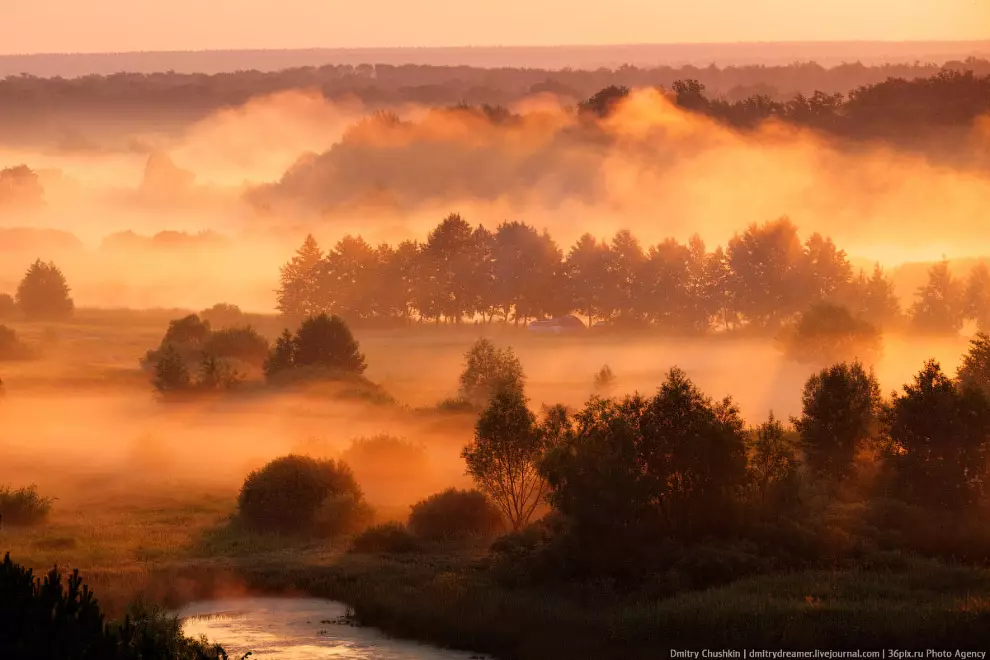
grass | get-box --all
[5,492,990,659]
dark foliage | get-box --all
[781,302,882,365]
[0,293,16,320]
[264,314,366,379]
[0,485,53,526]
[0,553,240,660]
[350,522,421,554]
[794,361,882,482]
[408,489,504,542]
[15,259,73,321]
[881,360,990,510]
[237,455,371,536]
[198,303,245,329]
[202,327,269,366]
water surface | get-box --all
[178,597,484,660]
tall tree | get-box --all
[420,214,479,323]
[803,233,853,301]
[564,234,612,326]
[276,235,325,318]
[964,263,990,332]
[910,260,963,335]
[458,338,525,407]
[463,388,553,530]
[727,218,809,329]
[883,360,990,509]
[794,361,882,482]
[609,229,645,324]
[857,264,902,329]
[320,235,378,322]
[635,239,692,330]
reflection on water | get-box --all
[178,597,482,660]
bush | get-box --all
[153,344,192,393]
[238,455,372,536]
[162,314,211,346]
[408,488,504,542]
[15,259,74,321]
[264,314,367,379]
[199,302,244,328]
[0,485,53,526]
[0,325,32,361]
[350,522,421,554]
[203,326,269,366]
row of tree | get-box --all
[277,215,988,335]
[461,333,990,576]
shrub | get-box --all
[264,315,367,378]
[203,326,269,366]
[199,302,244,328]
[162,314,211,346]
[197,353,244,390]
[0,294,16,320]
[408,488,504,542]
[15,259,74,321]
[153,344,191,393]
[237,455,371,535]
[0,325,32,361]
[0,553,239,659]
[0,485,53,526]
[350,522,421,554]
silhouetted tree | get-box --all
[458,338,525,407]
[910,260,963,335]
[277,234,324,318]
[794,361,882,482]
[463,388,551,530]
[578,85,630,118]
[957,332,990,398]
[727,218,808,328]
[747,412,801,514]
[964,264,990,332]
[291,314,367,374]
[263,329,296,380]
[856,264,901,329]
[564,234,612,326]
[882,360,990,509]
[541,368,748,551]
[153,344,191,393]
[162,314,211,346]
[15,259,73,321]
[593,364,616,395]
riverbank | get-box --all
[4,491,990,659]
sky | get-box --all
[2,0,989,54]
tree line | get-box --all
[459,333,990,579]
[276,214,990,336]
[4,59,986,126]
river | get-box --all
[178,597,485,660]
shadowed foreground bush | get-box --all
[0,553,243,660]
[408,489,504,543]
[350,523,422,554]
[0,485,53,526]
[237,455,372,536]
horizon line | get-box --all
[3,38,990,59]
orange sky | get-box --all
[2,0,989,54]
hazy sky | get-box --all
[3,0,989,54]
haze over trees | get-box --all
[275,217,987,344]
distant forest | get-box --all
[276,215,990,337]
[1,58,988,130]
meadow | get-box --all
[2,308,990,658]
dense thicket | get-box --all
[277,216,984,337]
[476,341,990,583]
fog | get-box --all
[1,87,989,311]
